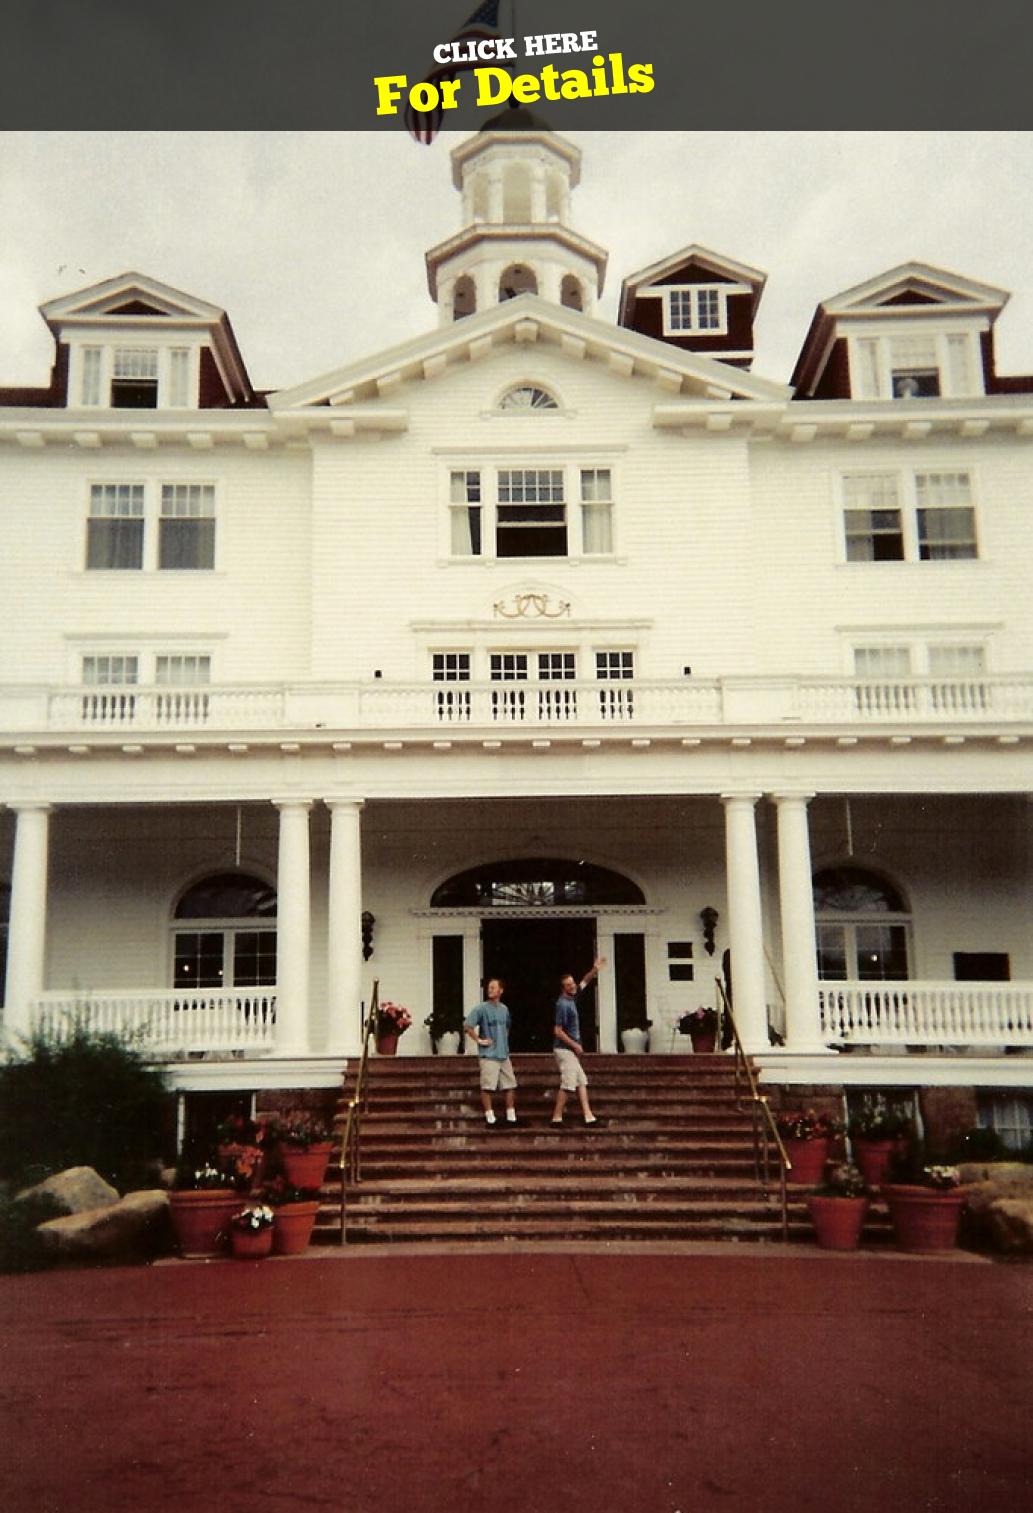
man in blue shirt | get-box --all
[551,956,605,1127]
[464,977,518,1127]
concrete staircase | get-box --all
[314,1053,816,1246]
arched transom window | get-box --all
[813,866,910,981]
[432,858,644,909]
[172,872,277,989]
[498,384,559,411]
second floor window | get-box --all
[842,470,977,562]
[86,482,216,571]
[449,465,614,559]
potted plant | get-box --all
[424,1005,462,1056]
[228,1203,275,1260]
[774,1109,841,1186]
[264,1178,322,1255]
[806,1160,870,1250]
[375,1000,412,1055]
[677,1005,719,1054]
[269,1110,335,1190]
[215,1112,269,1192]
[168,1162,241,1259]
[847,1098,912,1189]
[882,1154,966,1252]
[620,1015,652,1054]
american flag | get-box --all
[405,0,504,145]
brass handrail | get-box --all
[339,980,379,1245]
[715,977,791,1243]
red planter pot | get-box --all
[882,1185,965,1252]
[376,1033,399,1056]
[273,1201,321,1255]
[689,1031,717,1054]
[807,1194,870,1251]
[279,1142,334,1190]
[783,1137,832,1186]
[230,1225,274,1260]
[168,1190,239,1258]
[852,1138,899,1190]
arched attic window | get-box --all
[560,275,584,312]
[499,264,537,301]
[432,858,645,908]
[812,865,910,981]
[498,384,559,411]
[172,871,277,989]
[452,275,476,321]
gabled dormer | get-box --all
[30,272,257,411]
[617,246,766,370]
[791,262,1022,401]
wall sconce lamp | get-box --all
[699,905,719,956]
[361,910,375,961]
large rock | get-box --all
[958,1163,1033,1220]
[986,1197,1033,1255]
[38,1190,172,1263]
[17,1166,119,1215]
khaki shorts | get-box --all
[554,1047,587,1092]
[479,1056,517,1093]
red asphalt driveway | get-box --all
[0,1244,1031,1513]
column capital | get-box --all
[4,800,54,814]
[270,797,316,812]
[719,791,763,807]
[323,796,365,813]
[769,791,816,806]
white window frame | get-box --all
[837,468,979,564]
[662,285,729,337]
[443,460,618,562]
[84,479,218,572]
[845,324,986,400]
[71,339,201,410]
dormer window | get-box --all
[849,330,982,400]
[498,385,558,411]
[665,286,727,335]
[111,348,159,407]
[889,336,940,398]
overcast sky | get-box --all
[2,130,1031,393]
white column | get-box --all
[3,803,52,1042]
[487,165,505,222]
[596,925,617,1053]
[530,163,547,223]
[326,798,364,1057]
[773,793,830,1054]
[273,800,313,1056]
[721,793,768,1054]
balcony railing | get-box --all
[29,989,277,1055]
[819,981,1033,1047]
[1,672,1031,738]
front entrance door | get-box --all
[481,917,598,1052]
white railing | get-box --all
[1,672,1031,737]
[29,989,278,1055]
[819,981,1033,1046]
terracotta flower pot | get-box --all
[852,1138,899,1190]
[376,1032,399,1055]
[230,1225,274,1260]
[689,1030,717,1054]
[882,1184,965,1252]
[280,1142,334,1190]
[783,1137,832,1186]
[273,1200,321,1255]
[807,1194,870,1251]
[168,1189,239,1258]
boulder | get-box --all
[986,1197,1033,1255]
[17,1166,119,1216]
[958,1163,1033,1220]
[38,1190,172,1263]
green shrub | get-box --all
[0,1188,64,1274]
[0,1022,172,1192]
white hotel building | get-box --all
[2,125,1032,1141]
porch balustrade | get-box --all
[4,672,1030,737]
[819,981,1033,1047]
[29,989,277,1056]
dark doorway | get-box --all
[953,952,1010,981]
[481,917,597,1052]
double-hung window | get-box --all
[665,286,726,334]
[448,464,615,559]
[81,654,139,723]
[433,652,472,722]
[842,470,977,563]
[155,654,212,723]
[111,348,159,408]
[596,650,635,719]
[85,481,216,571]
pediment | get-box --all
[619,244,767,324]
[270,293,790,411]
[822,262,1009,319]
[40,272,226,328]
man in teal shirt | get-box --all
[465,977,518,1127]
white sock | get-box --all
[485,1111,496,1125]
[506,1109,517,1122]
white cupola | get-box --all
[425,112,608,326]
